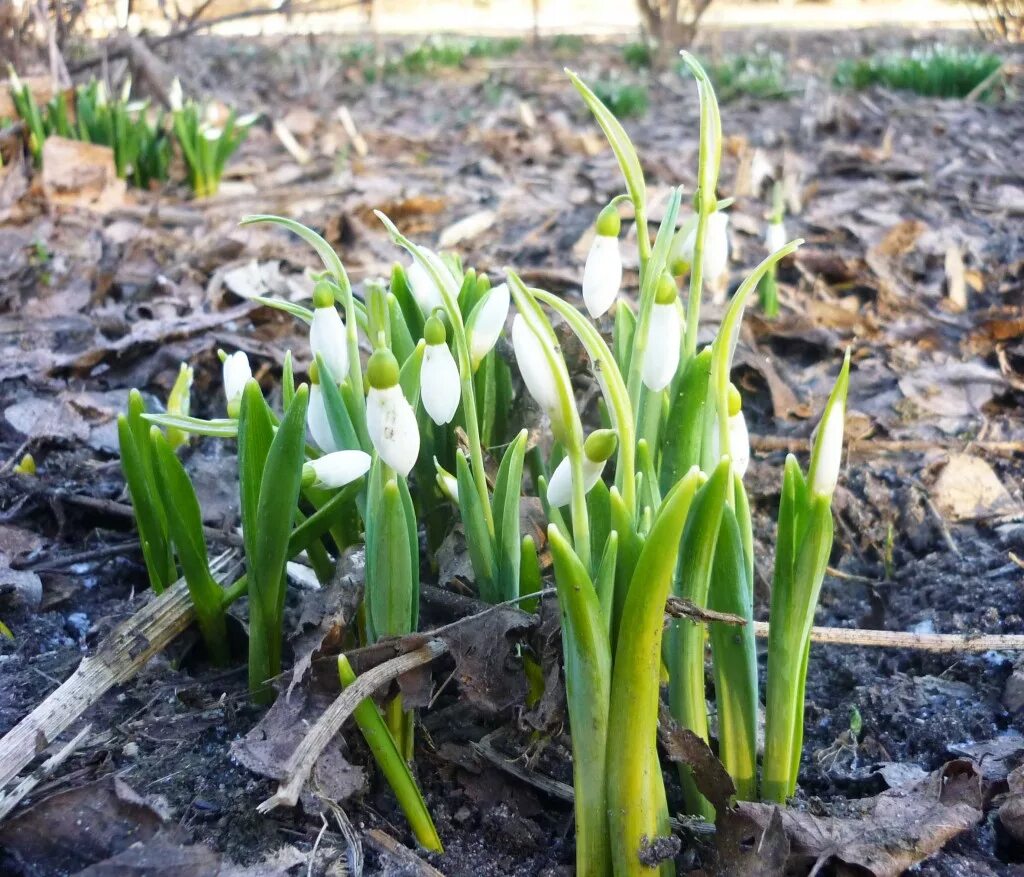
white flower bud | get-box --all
[305,450,371,489]
[728,411,750,478]
[546,455,606,508]
[468,283,510,368]
[169,78,183,112]
[307,384,339,452]
[641,302,682,392]
[310,306,348,384]
[406,259,444,315]
[511,313,560,414]
[811,399,844,498]
[703,211,730,283]
[367,385,420,477]
[222,351,251,415]
[765,220,787,254]
[422,342,461,425]
[582,234,622,318]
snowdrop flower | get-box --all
[511,313,560,415]
[670,211,730,284]
[421,315,461,425]
[809,350,851,499]
[582,204,622,318]
[236,112,260,128]
[169,78,183,112]
[310,280,348,384]
[302,450,371,490]
[641,274,682,392]
[468,282,510,369]
[406,259,444,316]
[203,126,222,143]
[307,376,339,453]
[366,348,420,477]
[434,458,459,503]
[221,350,251,418]
[547,429,617,507]
[728,410,750,478]
[765,219,787,254]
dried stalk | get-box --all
[0,724,91,820]
[754,622,1024,652]
[751,434,1024,458]
[257,639,448,813]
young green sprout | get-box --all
[760,181,787,317]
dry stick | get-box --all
[750,434,1024,458]
[754,623,1024,652]
[363,828,445,877]
[0,724,91,820]
[257,639,449,813]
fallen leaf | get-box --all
[73,835,221,876]
[931,453,1022,522]
[438,209,496,248]
[41,137,125,212]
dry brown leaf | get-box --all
[41,137,125,212]
[931,453,1022,522]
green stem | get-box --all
[569,449,592,574]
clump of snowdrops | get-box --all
[120,53,849,873]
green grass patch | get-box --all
[697,52,792,102]
[590,79,649,118]
[834,45,1002,98]
[623,41,653,70]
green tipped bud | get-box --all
[366,348,400,390]
[584,428,618,464]
[654,272,678,305]
[13,453,36,476]
[424,313,447,346]
[308,360,320,385]
[312,279,336,309]
[595,202,621,238]
[727,382,742,417]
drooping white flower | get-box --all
[307,383,339,453]
[511,313,560,414]
[641,274,682,392]
[546,429,617,507]
[406,259,444,315]
[703,211,730,283]
[304,450,371,489]
[310,306,348,384]
[582,235,622,318]
[222,350,251,416]
[236,112,260,128]
[434,458,459,503]
[765,220,787,254]
[729,411,750,478]
[468,282,510,368]
[421,315,461,425]
[169,78,183,111]
[366,349,420,477]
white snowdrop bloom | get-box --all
[434,459,459,503]
[236,112,259,128]
[366,349,420,477]
[169,78,183,112]
[406,259,444,315]
[307,383,339,453]
[703,211,730,283]
[765,220,787,254]
[582,235,622,318]
[641,275,682,392]
[421,316,461,425]
[811,395,845,498]
[310,306,348,384]
[468,283,510,368]
[222,351,251,416]
[304,450,371,489]
[546,430,617,508]
[728,411,750,478]
[511,313,560,414]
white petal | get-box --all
[307,384,340,452]
[223,351,251,405]
[546,455,605,507]
[765,221,787,253]
[641,303,681,392]
[310,307,348,383]
[309,450,371,488]
[169,78,183,111]
[422,343,461,425]
[811,400,845,497]
[407,260,444,315]
[469,283,510,366]
[512,314,560,413]
[582,235,622,318]
[703,212,730,282]
[728,412,750,478]
[367,385,420,477]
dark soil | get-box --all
[1,26,1023,876]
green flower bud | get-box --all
[424,313,447,346]
[584,428,618,463]
[654,272,678,305]
[366,348,400,390]
[312,279,336,309]
[595,202,621,238]
[308,360,320,385]
[727,382,742,417]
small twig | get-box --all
[319,796,364,877]
[752,622,1024,652]
[471,737,574,803]
[665,596,745,627]
[257,639,448,813]
[307,813,330,877]
[750,434,1024,458]
[0,724,91,820]
[363,828,444,877]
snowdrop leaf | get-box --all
[492,430,527,603]
[455,451,497,602]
